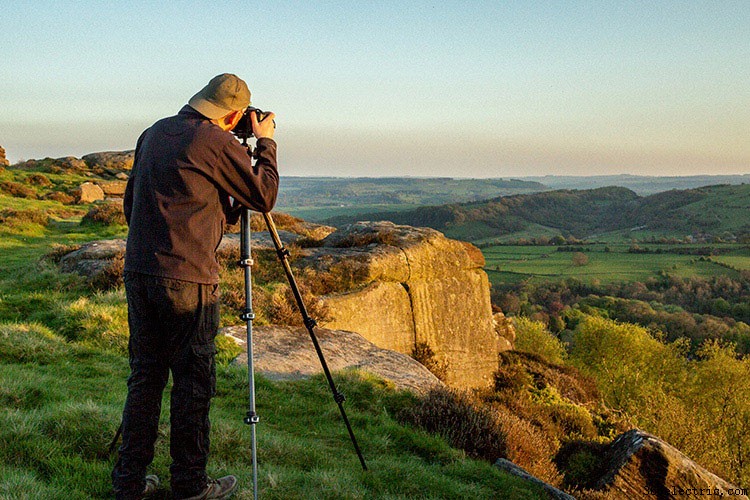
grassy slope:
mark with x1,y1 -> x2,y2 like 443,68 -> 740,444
0,325 -> 545,499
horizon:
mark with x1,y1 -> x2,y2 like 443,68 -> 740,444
2,1 -> 749,177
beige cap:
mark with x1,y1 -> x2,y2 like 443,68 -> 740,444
188,73 -> 251,119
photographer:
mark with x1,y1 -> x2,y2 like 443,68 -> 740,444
112,73 -> 278,500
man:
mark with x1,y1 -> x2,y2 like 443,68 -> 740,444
112,73 -> 278,499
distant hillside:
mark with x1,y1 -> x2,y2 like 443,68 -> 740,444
275,177 -> 548,221
327,184 -> 750,242
519,174 -> 750,195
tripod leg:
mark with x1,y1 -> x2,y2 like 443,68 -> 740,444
262,212 -> 368,471
240,209 -> 260,499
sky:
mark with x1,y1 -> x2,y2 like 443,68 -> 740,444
1,1 -> 749,177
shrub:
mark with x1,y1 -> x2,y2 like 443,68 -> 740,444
263,282 -> 330,326
410,342 -> 449,382
44,190 -> 76,205
0,208 -> 50,227
300,259 -> 371,295
494,408 -> 562,486
89,256 -> 124,291
530,386 -> 597,438
44,243 -> 82,264
513,317 -> 567,364
497,351 -> 600,405
554,440 -> 608,489
398,387 -> 507,462
494,362 -> 534,393
0,180 -> 37,199
24,173 -> 52,187
81,202 -> 126,226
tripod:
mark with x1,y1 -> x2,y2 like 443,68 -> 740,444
240,209 -> 368,499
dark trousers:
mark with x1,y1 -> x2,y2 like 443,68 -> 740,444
112,272 -> 220,499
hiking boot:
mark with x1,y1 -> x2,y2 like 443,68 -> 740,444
141,475 -> 160,498
181,476 -> 238,499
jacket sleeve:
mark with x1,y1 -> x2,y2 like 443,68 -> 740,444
123,130 -> 148,226
213,137 -> 279,214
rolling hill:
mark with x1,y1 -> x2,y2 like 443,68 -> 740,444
325,184 -> 750,243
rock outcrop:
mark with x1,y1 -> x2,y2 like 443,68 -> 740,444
57,220 -> 502,389
591,429 -> 748,499
222,325 -> 443,394
82,150 -> 134,174
0,145 -> 8,166
59,239 -> 125,278
299,221 -> 500,389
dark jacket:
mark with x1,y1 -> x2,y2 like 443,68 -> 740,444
124,105 -> 278,284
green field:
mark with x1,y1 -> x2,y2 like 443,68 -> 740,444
483,244 -> 749,286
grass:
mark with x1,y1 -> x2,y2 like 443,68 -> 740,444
0,323 -> 546,499
482,244 -> 747,286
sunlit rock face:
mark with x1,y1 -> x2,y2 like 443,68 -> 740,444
304,221 -> 500,389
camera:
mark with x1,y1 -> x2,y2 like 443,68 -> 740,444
232,106 -> 272,140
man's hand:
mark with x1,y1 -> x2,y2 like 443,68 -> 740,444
251,111 -> 276,139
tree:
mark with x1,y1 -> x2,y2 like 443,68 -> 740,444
571,252 -> 589,267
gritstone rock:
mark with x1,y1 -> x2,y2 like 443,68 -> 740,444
0,145 -> 8,166
591,429 -> 748,499
59,239 -> 125,278
302,221 -> 501,389
222,325 -> 443,395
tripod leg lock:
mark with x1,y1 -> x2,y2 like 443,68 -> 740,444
240,311 -> 256,321
238,258 -> 254,267
276,247 -> 291,259
244,412 -> 260,425
333,392 -> 346,404
304,317 -> 317,329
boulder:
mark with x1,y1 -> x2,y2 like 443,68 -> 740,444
73,182 -> 105,204
222,325 -> 443,395
0,145 -> 8,166
302,221 -> 501,389
592,429 -> 748,499
59,239 -> 126,278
